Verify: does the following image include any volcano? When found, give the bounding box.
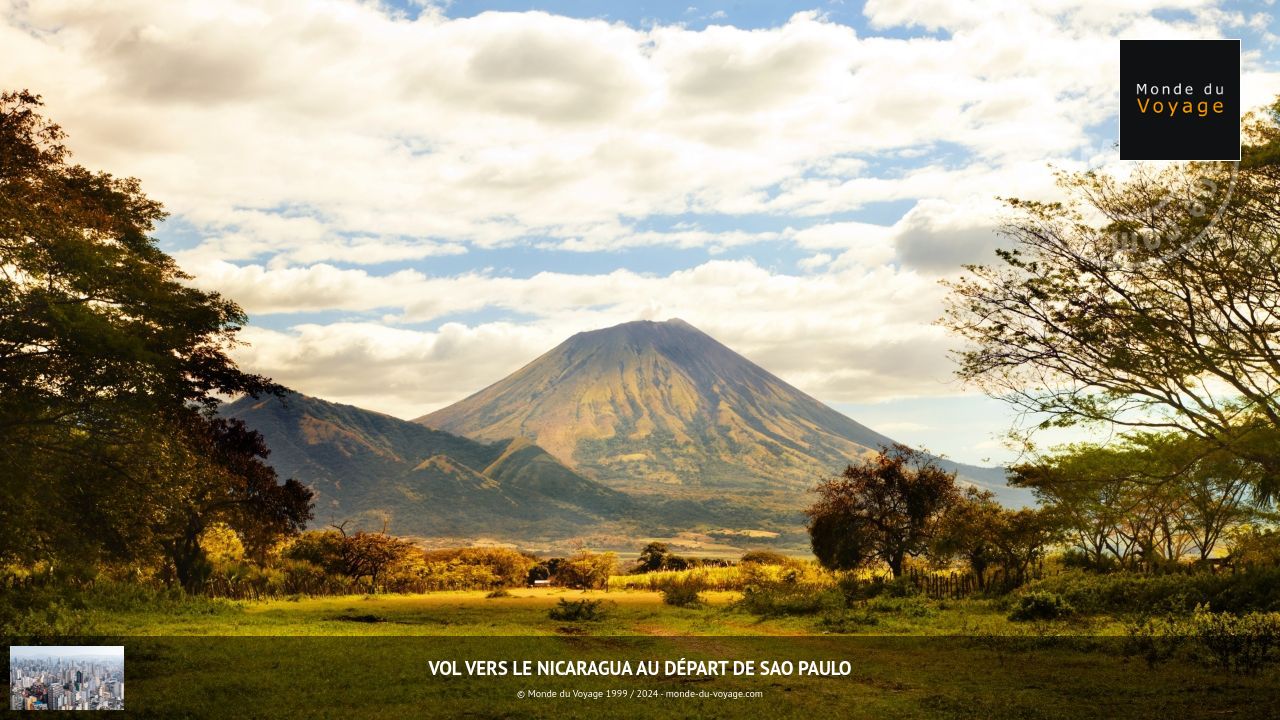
[416,319,1020,508]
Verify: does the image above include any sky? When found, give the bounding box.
[3,0,1280,465]
[10,646,124,660]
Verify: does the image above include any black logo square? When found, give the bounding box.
[1120,39,1240,161]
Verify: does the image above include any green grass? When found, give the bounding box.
[65,587,1121,637]
[8,588,1280,718]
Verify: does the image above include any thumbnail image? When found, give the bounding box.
[9,646,123,711]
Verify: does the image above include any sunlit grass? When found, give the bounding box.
[73,585,1135,638]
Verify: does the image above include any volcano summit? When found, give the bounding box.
[416,319,1018,510]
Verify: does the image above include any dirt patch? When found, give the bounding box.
[333,613,386,623]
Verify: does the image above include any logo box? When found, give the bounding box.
[1120,39,1240,161]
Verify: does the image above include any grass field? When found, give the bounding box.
[79,587,1121,637]
[8,588,1280,718]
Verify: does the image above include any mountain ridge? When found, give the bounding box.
[222,392,635,539]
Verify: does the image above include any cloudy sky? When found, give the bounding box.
[4,0,1280,464]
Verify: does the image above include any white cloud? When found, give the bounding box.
[797,252,833,271]
[213,257,952,417]
[890,197,1009,272]
[5,0,1278,423]
[5,1,1271,260]
[785,196,1017,272]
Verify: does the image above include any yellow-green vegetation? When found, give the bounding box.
[610,566,747,591]
[9,583,1119,638]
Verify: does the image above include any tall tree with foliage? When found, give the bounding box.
[942,100,1280,498]
[0,90,312,578]
[807,445,959,578]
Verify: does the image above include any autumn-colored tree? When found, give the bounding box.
[807,445,959,578]
[557,551,617,589]
[339,530,412,589]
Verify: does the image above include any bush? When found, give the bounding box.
[658,573,708,607]
[835,573,876,604]
[424,547,538,588]
[1189,605,1280,675]
[867,595,934,618]
[548,599,608,622]
[1021,568,1280,615]
[735,560,844,616]
[1228,526,1280,568]
[0,579,238,636]
[818,608,879,632]
[556,552,617,590]
[740,550,793,566]
[882,575,922,598]
[1009,591,1074,622]
[485,588,512,599]
[0,596,88,637]
[1123,607,1280,675]
[277,559,351,596]
[738,584,843,616]
[1123,614,1187,668]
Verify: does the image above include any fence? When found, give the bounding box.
[904,566,1041,600]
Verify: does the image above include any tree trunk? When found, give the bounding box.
[971,559,988,590]
[171,536,202,591]
[888,552,905,578]
[170,518,207,592]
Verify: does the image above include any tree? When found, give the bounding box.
[1131,432,1261,561]
[283,530,347,572]
[159,417,313,589]
[932,487,1004,589]
[1011,433,1264,569]
[282,526,421,590]
[340,531,411,590]
[199,523,246,565]
[990,508,1054,586]
[1012,442,1156,569]
[807,445,959,577]
[933,487,1054,588]
[635,542,674,573]
[942,100,1280,497]
[557,551,617,589]
[0,90,312,573]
